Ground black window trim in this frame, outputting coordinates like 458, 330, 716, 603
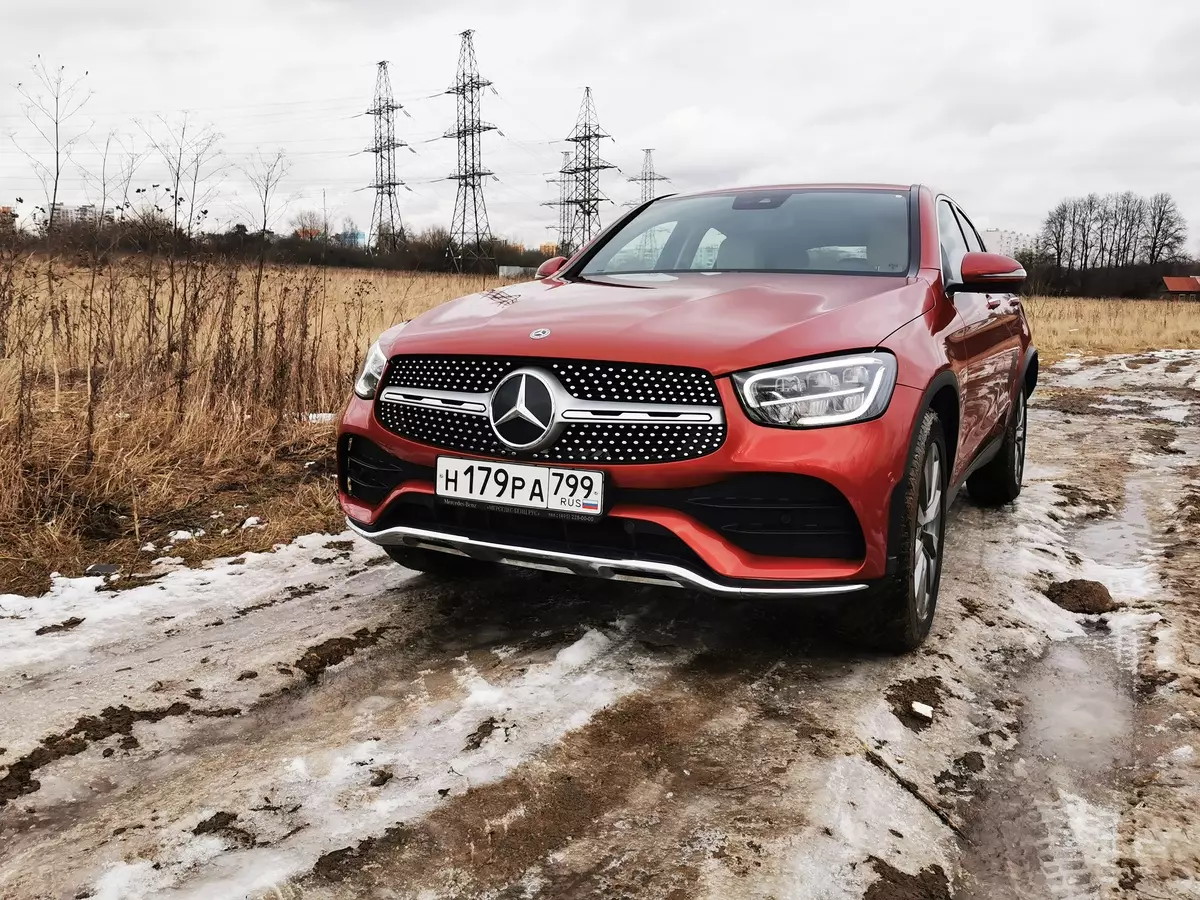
560, 186, 922, 281
952, 203, 986, 254
934, 193, 973, 285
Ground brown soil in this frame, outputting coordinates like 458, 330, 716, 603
1043, 579, 1118, 614
885, 675, 948, 732
34, 617, 85, 636
193, 811, 238, 835
1053, 483, 1116, 517
1180, 487, 1200, 525
935, 751, 987, 794
0, 702, 191, 807
1035, 390, 1111, 417
463, 716, 499, 752
192, 810, 255, 846
293, 626, 396, 683
864, 857, 952, 900
1124, 355, 1160, 369
1142, 427, 1184, 455
1036, 388, 1153, 419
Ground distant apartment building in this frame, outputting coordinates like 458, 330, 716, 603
333, 230, 365, 248
980, 229, 1036, 258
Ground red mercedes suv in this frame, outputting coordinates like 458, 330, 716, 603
338, 184, 1035, 650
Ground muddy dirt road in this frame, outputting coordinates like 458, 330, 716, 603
2, 352, 1199, 900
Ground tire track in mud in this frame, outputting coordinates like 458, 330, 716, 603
959, 361, 1200, 900
287, 645, 853, 900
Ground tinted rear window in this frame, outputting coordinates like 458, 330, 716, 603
581, 189, 910, 277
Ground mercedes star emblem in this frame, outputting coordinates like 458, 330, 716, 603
489, 368, 559, 450
529, 328, 551, 340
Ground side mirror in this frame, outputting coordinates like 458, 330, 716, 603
947, 251, 1026, 295
535, 256, 567, 280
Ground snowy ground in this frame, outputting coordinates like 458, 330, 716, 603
2, 351, 1199, 900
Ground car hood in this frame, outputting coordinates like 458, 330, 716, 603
385, 272, 930, 375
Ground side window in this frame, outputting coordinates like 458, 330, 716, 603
601, 222, 677, 272
954, 207, 984, 253
936, 200, 969, 284
688, 228, 726, 269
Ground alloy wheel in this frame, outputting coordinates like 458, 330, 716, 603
913, 443, 943, 622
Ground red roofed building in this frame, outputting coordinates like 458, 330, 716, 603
1161, 276, 1200, 300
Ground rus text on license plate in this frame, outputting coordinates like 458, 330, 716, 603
436, 457, 604, 516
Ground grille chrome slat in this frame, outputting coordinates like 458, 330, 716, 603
377, 354, 728, 465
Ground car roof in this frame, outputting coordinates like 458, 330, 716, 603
664, 182, 917, 201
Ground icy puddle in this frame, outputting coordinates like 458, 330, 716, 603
959, 637, 1134, 900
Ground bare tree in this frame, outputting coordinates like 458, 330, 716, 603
242, 150, 289, 391
1142, 192, 1186, 265
13, 58, 90, 408
142, 115, 222, 362
1040, 200, 1070, 270
290, 209, 325, 239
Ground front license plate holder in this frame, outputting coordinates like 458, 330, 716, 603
435, 457, 605, 517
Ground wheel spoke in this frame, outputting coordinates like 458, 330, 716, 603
913, 548, 929, 609
919, 484, 942, 526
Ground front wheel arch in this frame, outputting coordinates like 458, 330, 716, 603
886, 370, 959, 574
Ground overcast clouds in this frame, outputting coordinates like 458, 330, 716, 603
3, 0, 1198, 248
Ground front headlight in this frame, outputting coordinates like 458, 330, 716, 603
733, 352, 898, 427
353, 341, 388, 400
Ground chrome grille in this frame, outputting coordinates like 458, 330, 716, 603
376, 355, 726, 465
382, 355, 721, 406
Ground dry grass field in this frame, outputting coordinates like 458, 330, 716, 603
1, 255, 1196, 596
1023, 296, 1200, 361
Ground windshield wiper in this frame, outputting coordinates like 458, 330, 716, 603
560, 272, 655, 289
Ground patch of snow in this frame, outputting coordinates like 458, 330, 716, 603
1143, 397, 1192, 422
773, 755, 954, 900
92, 860, 169, 900
168, 529, 196, 542
240, 517, 265, 530
1057, 790, 1120, 891
0, 532, 386, 673
307, 412, 335, 424
1167, 745, 1195, 764
140, 542, 157, 553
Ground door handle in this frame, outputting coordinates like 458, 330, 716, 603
986, 296, 1002, 309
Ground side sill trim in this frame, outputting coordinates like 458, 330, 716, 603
346, 518, 869, 598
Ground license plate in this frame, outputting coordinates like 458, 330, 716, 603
436, 457, 604, 516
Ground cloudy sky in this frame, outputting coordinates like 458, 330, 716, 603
3, 0, 1198, 249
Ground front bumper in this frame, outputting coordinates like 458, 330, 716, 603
348, 518, 869, 597
339, 379, 923, 591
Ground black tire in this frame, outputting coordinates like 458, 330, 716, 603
967, 387, 1027, 507
844, 410, 948, 653
383, 545, 494, 578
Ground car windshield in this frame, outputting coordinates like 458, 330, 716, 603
579, 189, 910, 277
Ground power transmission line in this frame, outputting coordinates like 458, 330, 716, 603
563, 87, 614, 253
541, 150, 575, 256
445, 29, 495, 273
627, 148, 669, 205
366, 60, 407, 252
